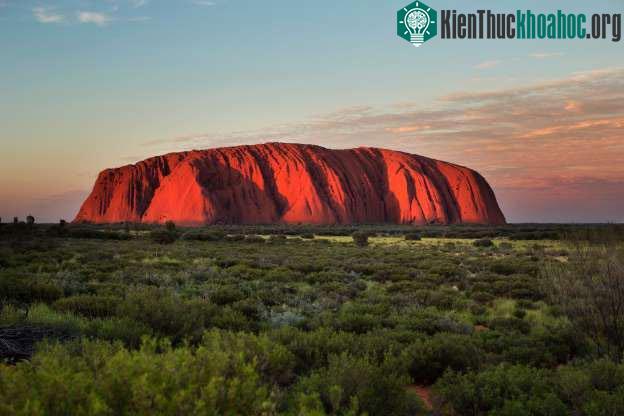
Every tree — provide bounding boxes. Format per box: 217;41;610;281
352;232;369;247
26;215;35;225
405;232;421;241
165;220;176;231
544;245;624;361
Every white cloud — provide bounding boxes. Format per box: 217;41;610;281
474;60;501;70
77;11;112;26
127;16;151;22
33;7;64;23
192;0;216;6
530;52;565;59
129;0;149;8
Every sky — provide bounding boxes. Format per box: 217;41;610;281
0;0;623;223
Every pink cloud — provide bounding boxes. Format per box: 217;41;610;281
146;68;624;222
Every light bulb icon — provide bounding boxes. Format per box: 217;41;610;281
404;8;430;47
397;1;437;48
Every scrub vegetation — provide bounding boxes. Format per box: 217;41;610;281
0;222;623;415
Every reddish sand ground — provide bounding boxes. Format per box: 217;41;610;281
407;384;434;411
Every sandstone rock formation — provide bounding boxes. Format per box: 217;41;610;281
74;143;506;225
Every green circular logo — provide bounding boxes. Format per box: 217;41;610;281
397;1;438;47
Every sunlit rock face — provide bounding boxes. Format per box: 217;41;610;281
74;143;506;225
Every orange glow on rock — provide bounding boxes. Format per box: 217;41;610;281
74;143;506;225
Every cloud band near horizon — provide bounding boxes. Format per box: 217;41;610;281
2;68;623;223
139;68;624;223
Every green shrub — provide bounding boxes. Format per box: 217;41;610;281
499;241;513;250
181;231;225;241
53;295;119;319
583;388;624;416
269;327;356;373
84;317;152;347
0;335;279;415
29;282;64;304
434;364;567;415
293;353;422;416
306;270;347;284
212;306;251;332
489;317;531;334
209;286;245;305
45;224;69;237
3;224;620;413
268;234;287;244
335;303;385;334
405;232;421;241
490;261;521;276
472;291;495;304
150;229;178;244
544;246;624;360
68;229;131;240
397;309;472;335
244;235;265;244
473;238;494;248
218;330;297;386
403;333;482;384
513;307;527;320
352;232;370;247
0;275;63;304
117;287;215;341
555;360;624;415
225;234;245;241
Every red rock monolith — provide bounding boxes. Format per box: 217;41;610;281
74;143;506;225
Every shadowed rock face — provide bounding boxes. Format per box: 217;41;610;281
74;143;506;225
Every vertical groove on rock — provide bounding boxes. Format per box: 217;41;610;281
74;143;506;225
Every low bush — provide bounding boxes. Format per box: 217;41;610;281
0;275;63;305
53;295;119;319
181;231;225;241
244;235;265;244
434;364;568;415
0;334;282;415
473;238;494;248
404;232;421;241
225;234;245;242
150;229;178;245
2;223;621;413
68;229;131;240
352;232;370;247
489;317;531;334
403;333;483;384
499;241;513;250
292;353;422;416
268;234;287;244
117;287;216;342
